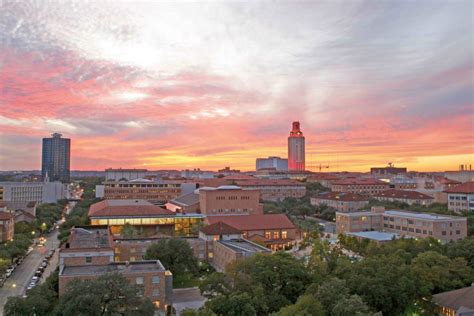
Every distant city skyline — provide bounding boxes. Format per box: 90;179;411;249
0;1;472;172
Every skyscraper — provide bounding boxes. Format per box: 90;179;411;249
42;133;71;183
288;121;305;171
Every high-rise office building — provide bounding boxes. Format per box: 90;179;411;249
42;133;71;183
288;121;305;171
256;156;288;171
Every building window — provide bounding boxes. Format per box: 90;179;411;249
456;230;461;235
273;231;279;239
208;252;213;258
265;231;272;239
282;231;287;240
153;289;160;297
442;231;446;236
136;277;144;285
361;216;368;221
85;256;92;263
152;276;160;284
130;256;136;261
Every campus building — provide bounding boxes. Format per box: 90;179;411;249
95;179;194;205
288;121;305;171
206;214;297;251
0;181;67;203
336;207;467;244
373;189;434;206
445;182;474;213
432;284;474;316
331;178;390;195
198;186;263;216
310;192;369;212
88;199;204;236
0;211;14;242
256;156;288;171
42;133;70;183
58;226;172;314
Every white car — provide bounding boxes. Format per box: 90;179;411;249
5;269;13;278
31;276;39;282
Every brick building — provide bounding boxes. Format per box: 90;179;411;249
331;178;390;195
206;214;297;251
306;173;339;189
445;182;474;213
310;192;369;212
58;226;172;314
373;189;434;206
199;186;263;216
0;211;14;242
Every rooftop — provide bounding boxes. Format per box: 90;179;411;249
60;260;166;276
169;192;200;207
200;221;242;235
315;192;369;202
346;231;401;241
207;214;296;231
432;285;474;310
384;210;464;221
64;226;112;250
445;181;474;194
332;178;389;186
219;239;271;254
89;199;175;218
0;211;14;221
374;189;434;200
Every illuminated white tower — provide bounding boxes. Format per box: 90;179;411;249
288;121;305;171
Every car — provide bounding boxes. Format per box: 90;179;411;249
41;262;47;268
31;276;39;283
26;284;35;291
37;266;45;273
34;270;42;277
5;269;13;278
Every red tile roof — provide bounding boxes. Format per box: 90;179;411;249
0;211;14;221
315;192;369;202
235;179;305;187
200;221;242;235
374;189;434;200
332;178;389;186
89;200;175;218
444;182;474;194
206;214;296;231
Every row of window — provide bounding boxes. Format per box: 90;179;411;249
449;196;468;200
263;231;288;240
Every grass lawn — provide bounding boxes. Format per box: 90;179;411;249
173;272;201;288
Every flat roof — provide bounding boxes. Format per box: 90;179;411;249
219;240;270;254
61;260;165;276
336;211;376;217
346;231;401;241
384;210;463;221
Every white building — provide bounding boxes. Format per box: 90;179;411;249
445;182;474;213
0;181;67;203
256;156;288;171
105;168;147;181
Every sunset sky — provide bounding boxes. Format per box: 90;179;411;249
0;1;473;172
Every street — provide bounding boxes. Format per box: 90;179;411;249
0;229;60;315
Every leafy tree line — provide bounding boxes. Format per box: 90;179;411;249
183;234;474;316
0;222;36;266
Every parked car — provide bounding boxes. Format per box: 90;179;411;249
34;270;42;277
5;269;13;278
31;276;39;283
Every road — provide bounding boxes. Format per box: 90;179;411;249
0;229;60;315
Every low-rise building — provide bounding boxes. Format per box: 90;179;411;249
331;178;390;195
306;173;339;188
199;186;263;216
96;179;187;205
373;189;434;206
58;226;172;314
432;284;474;316
370;166;407;177
256;156;288;171
165;192;200;214
105;168;147;181
310;192;369;212
88;199;204;236
0;201;37;223
0;211;14;242
206;214;297;251
0;181;67;203
336;207;467;243
445;182;474;213
345;231;405;245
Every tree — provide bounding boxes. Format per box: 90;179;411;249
206;293;260;316
122;223;138;238
446;236;474;268
144;238;198;276
55;273;155;316
332;295;374;316
314;278;349;312
277;295;325;316
199;272;232;299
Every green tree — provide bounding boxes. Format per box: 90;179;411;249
446;236;474;268
314;278;349;312
332;295;374;316
55;273;155;316
199;272;232;299
277;295;325;316
206;293;260;316
144;238;198;276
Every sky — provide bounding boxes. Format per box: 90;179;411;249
0;0;473;172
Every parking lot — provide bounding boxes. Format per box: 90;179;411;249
0;229;59;314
